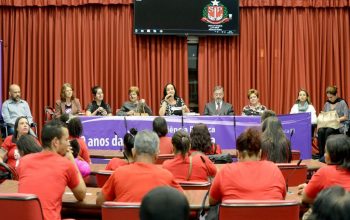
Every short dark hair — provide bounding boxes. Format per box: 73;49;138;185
68;117;83;137
190;123;212;153
12;116;30;143
91;85;102;96
41;120;67;149
140;186;189;220
260;110;276;122
124;128;138;157
16;134;42;156
236;128;262;158
326;86;337;96
326;134;350;170
308;186;350;220
153;117;168;137
70;139;80;158
172;129;190;158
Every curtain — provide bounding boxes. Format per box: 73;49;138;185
0;4;188;135
198;4;350;115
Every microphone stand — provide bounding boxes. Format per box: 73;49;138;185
181;114;184;129
233;111;237;145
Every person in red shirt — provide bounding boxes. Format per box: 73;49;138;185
190;123;221;155
96;130;182;204
105;128;137;170
67;116;91;163
153;116;173;154
0;116;37;169
209;128;286;205
17;120;86;220
298;134;350;204
163;129;216;181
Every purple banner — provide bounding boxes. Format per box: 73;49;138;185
0;40;2;110
80;113;311;159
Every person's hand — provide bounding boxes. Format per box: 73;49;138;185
297;183;307;195
165;94;172;101
127;110;135;116
65;146;75;162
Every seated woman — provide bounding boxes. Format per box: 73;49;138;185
70;139;91;178
290;89;317;135
67;116;91;163
0;116;39;169
159;83;189;116
163;129;216;181
261;116;292;163
242;89;267;116
298;134;350;205
16;134;42;157
317;86;349;159
116;86;152;116
86;86;112;116
152;117;173;154
54;83;81;118
209;128;286;205
105;128;137;170
190;123;222;155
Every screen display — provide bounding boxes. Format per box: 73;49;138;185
134;0;239;36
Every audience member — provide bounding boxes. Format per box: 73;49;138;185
116;86;152;116
261;116;292;163
203;86;234;116
307;186;350;220
153;117;173;154
16;134;42;157
190;123;222;155
159;83;189;116
140;186;190;220
105;128;137;170
242;89;267;116
54;83;82;118
209;128;286;205
1;84;34;135
298;134;350;204
0;116;37;169
86;86;112;116
70;139;91;178
317;86;348;159
96;130;182;204
260;109;276;122
163;129;216;181
17;120;86;220
67;117;91;163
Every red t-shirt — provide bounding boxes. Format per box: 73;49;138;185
102;162;183;202
159;136;174;154
105;158;129;171
17;152;80;220
1;135;20;169
210;161;286;202
163;154;216;181
70;136;91;163
305;165;350;200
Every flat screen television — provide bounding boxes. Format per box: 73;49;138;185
134;0;239;36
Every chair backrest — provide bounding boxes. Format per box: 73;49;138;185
96;170;113;187
155;154;175;164
219;200;299;220
44;106;55;123
291;150;300;160
0;193;44;220
102;202;140;220
177;181;211;190
277;163;307;186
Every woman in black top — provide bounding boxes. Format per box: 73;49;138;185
159;83;189;116
86;86;112;116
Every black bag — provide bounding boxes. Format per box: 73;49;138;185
208;154;233;164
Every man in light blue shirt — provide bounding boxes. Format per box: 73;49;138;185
1;84;34;135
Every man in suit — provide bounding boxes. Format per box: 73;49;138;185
204;86;234;116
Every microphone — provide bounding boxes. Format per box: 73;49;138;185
233;110;237;145
181;115;184;128
285;159;303;192
114;131;123;152
124;116;128;133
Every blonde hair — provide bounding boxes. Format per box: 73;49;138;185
326;86;337;96
129;86;140;96
60;83;75;101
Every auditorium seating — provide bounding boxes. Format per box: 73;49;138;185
96;170;114;187
177;180;211;190
155;154;175;164
219;200;299;220
0;193;44;220
44;106;55;123
102;202;140;220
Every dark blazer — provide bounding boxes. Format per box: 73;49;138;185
203;101;234;116
54;98;81;118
